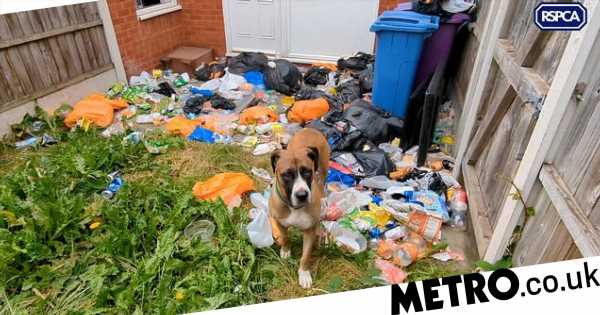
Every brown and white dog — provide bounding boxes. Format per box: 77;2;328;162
269;128;330;289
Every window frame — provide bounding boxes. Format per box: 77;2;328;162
136;0;181;21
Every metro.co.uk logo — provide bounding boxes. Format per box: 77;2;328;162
535;2;587;31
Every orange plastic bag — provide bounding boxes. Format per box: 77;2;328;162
287;98;329;123
197;113;239;135
64;97;114;128
192;173;256;208
165;116;202;137
239;106;278;125
64;93;128;128
313;63;337;72
86;93;128;110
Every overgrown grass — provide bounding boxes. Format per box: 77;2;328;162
0;128;471;314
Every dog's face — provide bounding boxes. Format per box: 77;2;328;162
271;147;319;209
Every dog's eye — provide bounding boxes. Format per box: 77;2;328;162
281;171;295;181
300;167;312;179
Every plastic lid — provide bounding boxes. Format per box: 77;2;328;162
370;11;439;33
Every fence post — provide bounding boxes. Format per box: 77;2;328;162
452;1;511;179
97;0;127;82
484;0;600;262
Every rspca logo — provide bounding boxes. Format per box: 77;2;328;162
535;3;587;31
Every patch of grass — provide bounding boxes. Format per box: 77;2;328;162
406;258;466;282
158;141;271;190
0;127;472;313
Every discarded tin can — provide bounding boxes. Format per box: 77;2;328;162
174;73;190;88
369;227;383;239
123;132;142;144
41;134;57;146
31;120;45;132
102;171;123;199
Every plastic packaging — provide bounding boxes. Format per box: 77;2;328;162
198;79;221;91
243;70;266;90
192;173;256;209
391;210;443;242
184;220;215;242
381;186;414;200
188;126;217;144
359;175;404;190
384;225;408;240
239;106;278;125
247;192;274;248
218;70;246;94
326;188;372;215
15;137;39;149
251;167;273;183
64;93;127;128
252;142;278;156
449;187;468;231
264;59;303;96
323;221;367;254
375;258;407;284
404;190;450;221
287;98;330;124
389;167;413;181
165;116;202;137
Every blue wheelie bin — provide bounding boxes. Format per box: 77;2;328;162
370;11;439;118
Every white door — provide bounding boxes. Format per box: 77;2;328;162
283;0;378;61
224;0;280;55
223;0;379;62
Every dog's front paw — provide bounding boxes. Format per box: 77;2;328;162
298;269;312;289
280;247;291;259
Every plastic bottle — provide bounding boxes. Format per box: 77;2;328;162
384;225;408;240
102;171;123;199
392;234;428;267
391;210;443;242
449;187;468;231
450;187;468;212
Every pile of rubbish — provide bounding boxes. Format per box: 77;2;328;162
12;51;467;285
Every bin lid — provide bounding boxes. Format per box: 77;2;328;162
446;13;471;24
370;11;439;33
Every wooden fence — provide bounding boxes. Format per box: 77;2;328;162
452;0;600;265
0;2;114;113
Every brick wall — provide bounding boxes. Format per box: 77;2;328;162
180;0;227;58
107;0;187;76
108;0;408;77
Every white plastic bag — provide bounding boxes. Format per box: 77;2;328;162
322;221;367;254
246;192;274;248
200;78;222;91
218;70;246;94
252;142;279;156
326;188;372;214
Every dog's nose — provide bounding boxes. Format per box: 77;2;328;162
295;190;309;202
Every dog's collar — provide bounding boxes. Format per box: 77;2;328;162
273;180;304;210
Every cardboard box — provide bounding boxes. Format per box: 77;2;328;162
160;46;213;75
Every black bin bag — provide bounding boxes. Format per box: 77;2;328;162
264;59;302;96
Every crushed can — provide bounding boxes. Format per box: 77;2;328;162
102;171;123;199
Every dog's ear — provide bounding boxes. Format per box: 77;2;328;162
307;147;319;171
271;149;281;173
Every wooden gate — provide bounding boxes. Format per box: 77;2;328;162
0;2;114;113
452;0;600;264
